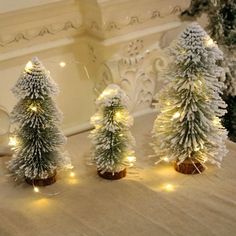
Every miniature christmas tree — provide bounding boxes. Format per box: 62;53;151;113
8;57;70;185
181;0;236;141
89;84;135;180
152;23;227;174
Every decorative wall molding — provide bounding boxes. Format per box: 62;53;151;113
0;0;82;50
0;20;81;48
88;5;183;34
0;0;188;50
94;39;169;112
101;21;182;46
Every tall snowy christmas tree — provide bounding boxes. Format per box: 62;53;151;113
181;0;236;141
152;23;227;174
89;84;135;180
8;57;70;186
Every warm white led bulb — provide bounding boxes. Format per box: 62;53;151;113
127;156;135;166
127;156;136;162
213;117;220;125
59;61;66;67
25;61;33;72
163;157;169;162
29;105;37;112
205;37;214;47
102;89;112;96
33;186;39;193
8;136;18;147
172;112;180;120
115;111;123;122
91;114;101;124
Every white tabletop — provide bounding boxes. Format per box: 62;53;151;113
0;113;235;236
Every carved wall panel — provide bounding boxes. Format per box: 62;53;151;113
82;0;189;39
0;0;83;51
94;39;169;112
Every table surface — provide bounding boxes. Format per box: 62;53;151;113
0;113;235;236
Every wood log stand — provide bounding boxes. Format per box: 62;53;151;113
174;159;204;174
25;171;57;186
97;168;126;180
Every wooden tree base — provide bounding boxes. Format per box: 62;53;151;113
25;172;57;186
174;159;204;175
97;168;126;180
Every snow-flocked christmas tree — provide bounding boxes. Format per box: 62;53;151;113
181;0;236;141
152;23;227;174
89;84;135;179
8;57;70;185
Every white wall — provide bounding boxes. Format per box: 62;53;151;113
0;45;96;135
0;0;63;13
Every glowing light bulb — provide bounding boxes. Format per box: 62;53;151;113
172;112;180;120
91;114;101;123
116;111;121;118
163;157;169;162
25;61;33;72
9;136;18;147
205;37;214;47
30;106;37;112
115;111;123;122
70;172;75;177
166;102;170;106
59;61;66;67
29;104;38;112
213;117;220;125
127;156;136;163
95;125;102;129
33;186;39;193
102;89;112;96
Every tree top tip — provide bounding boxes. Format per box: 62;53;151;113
31;57;40;64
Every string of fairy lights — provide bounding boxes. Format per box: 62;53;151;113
4;34;218;195
7;60;78;195
152;35;217;173
91;85;136;168
9;134;76;195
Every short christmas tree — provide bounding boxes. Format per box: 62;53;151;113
8;57;70;185
181;0;236;141
152;23;227;174
89;84;135;180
